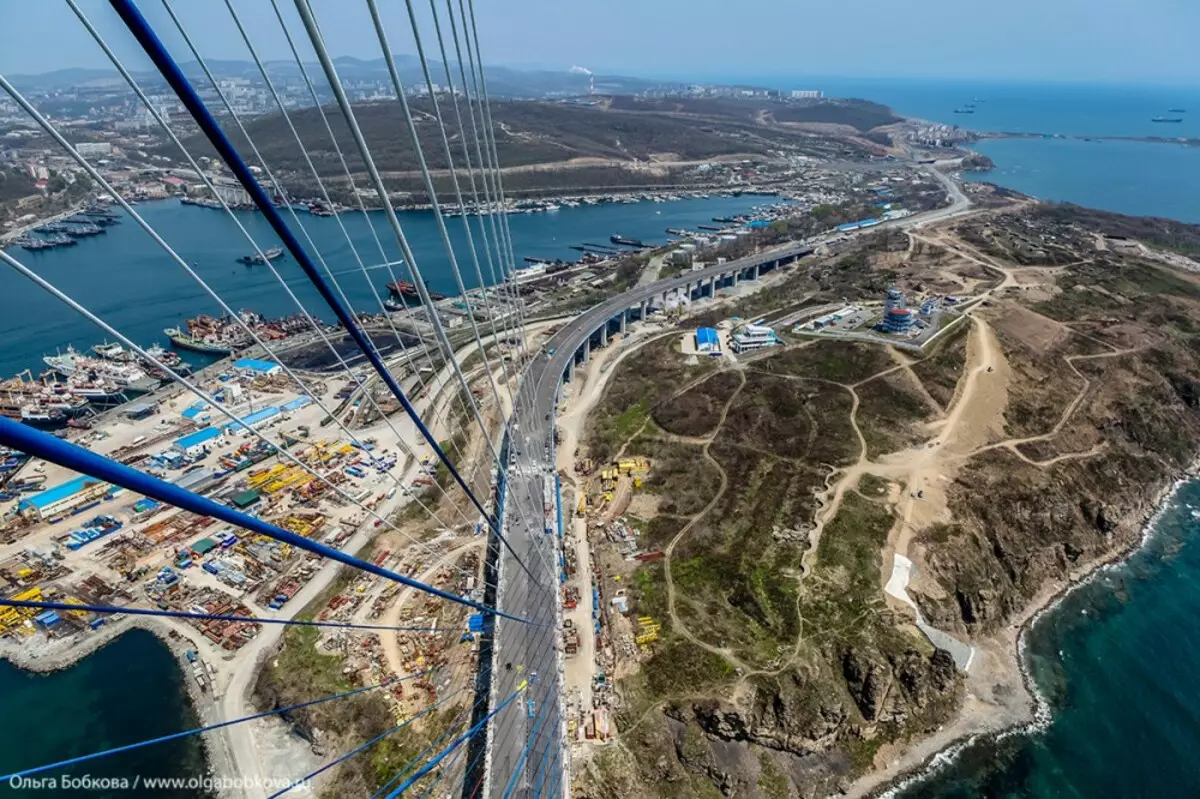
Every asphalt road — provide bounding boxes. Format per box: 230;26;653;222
484;172;972;797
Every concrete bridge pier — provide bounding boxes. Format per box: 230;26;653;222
752;263;760;280
565;359;573;382
619;310;627;335
639;299;648;320
732;270;739;288
581;337;590;364
599;324;608;348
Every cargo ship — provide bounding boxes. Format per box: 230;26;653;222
386;280;446;303
609;234;646;248
237;246;285;265
1152;116;1183;123
164;326;234;355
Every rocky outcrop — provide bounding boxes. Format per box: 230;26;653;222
842;647;888;721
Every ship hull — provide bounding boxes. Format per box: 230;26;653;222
165;330;233;356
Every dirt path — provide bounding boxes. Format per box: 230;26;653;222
963;345;1141;464
659;371;752;672
378;539;487;678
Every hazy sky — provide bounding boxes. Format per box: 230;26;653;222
1;0;1196;85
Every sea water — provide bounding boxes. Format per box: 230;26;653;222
0;628;211;797
896;479;1200;797
0;194;771;378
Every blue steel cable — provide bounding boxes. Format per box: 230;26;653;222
530;748;561;799
0;417;534;625
106;0;542;588
382;688;524;799
0;671;430;781
268;688;466;798
370;709;470;799
0;598;442;634
369;692;481;799
410;722;477;799
500;684;555;799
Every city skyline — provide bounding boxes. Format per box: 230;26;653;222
2;0;1198;86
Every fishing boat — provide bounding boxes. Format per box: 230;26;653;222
237;246;285;265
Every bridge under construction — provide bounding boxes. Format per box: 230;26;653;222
0;2;817;797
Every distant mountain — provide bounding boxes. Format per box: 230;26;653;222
7;57;665;99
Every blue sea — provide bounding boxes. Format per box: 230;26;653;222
894;479;1200;798
0;195;772;377
714;76;1200;222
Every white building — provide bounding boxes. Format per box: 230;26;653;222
75;142;113;158
173;427;224;459
790;90;823;99
730;323;779;354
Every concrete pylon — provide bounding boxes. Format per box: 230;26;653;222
732;270;739;287
708;276;716;297
581;337;590;363
619;311;627;335
639;299;648;320
565;359;573;382
600;325;608;347
752;264;760;280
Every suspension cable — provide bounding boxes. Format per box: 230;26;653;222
65;0;470;538
0;599;442;634
423;0;539;416
362;0;514;456
398;0;517;409
109;0;532;581
288;0;550;592
263;0;482;454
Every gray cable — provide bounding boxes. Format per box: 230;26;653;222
425;0;539;418
292;0;550;580
363;0;510;433
66;0;466;530
0;73;493;579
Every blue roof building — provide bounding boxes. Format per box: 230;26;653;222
695;327;720;353
182;401;210;421
222;406;281;434
174;427;223;457
233;358;281;376
19;475;110;521
280;396;313;413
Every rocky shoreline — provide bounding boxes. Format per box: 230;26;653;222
851;464;1196;798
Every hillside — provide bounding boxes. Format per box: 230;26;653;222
571;194;1200;798
167;95;887;196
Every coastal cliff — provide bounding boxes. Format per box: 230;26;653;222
574;198;1200;799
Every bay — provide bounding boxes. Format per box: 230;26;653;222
0;629;211;797
0;194;772;378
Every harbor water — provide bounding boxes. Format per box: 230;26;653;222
0;628;211;797
0;194;773;378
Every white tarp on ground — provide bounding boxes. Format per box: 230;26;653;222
886;553;975;672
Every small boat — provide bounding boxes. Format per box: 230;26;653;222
237;246;285;265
